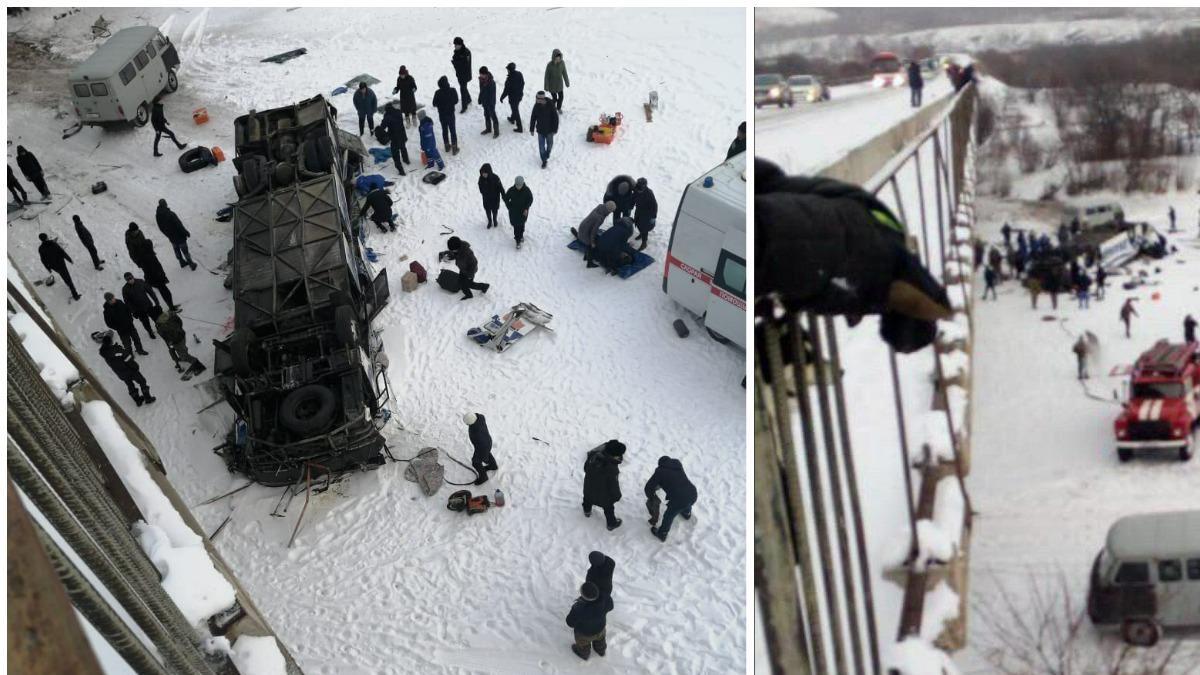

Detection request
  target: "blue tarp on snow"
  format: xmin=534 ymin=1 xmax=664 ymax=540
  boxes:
xmin=368 ymin=147 xmax=393 ymax=164
xmin=566 ymin=237 xmax=655 ymax=279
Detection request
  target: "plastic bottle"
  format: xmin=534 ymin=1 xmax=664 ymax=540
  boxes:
xmin=494 ymin=489 xmax=505 ymax=507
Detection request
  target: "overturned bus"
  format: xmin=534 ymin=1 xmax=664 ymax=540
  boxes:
xmin=213 ymin=95 xmax=393 ymax=486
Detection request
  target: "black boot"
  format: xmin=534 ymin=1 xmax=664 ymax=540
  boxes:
xmin=571 ymin=644 xmax=589 ymax=661
xmin=650 ymin=526 xmax=667 ymax=542
xmin=606 ymin=518 xmax=622 ymax=531
xmin=583 ymin=505 xmax=592 ymax=518
xmin=480 ymin=284 xmax=490 ymax=294
xmin=473 ymin=473 xmax=488 ymax=486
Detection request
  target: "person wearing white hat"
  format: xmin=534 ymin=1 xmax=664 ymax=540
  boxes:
xmin=463 ymin=412 xmax=497 ymax=485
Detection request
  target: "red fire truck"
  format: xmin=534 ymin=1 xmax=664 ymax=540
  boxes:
xmin=1113 ymin=341 xmax=1200 ymax=462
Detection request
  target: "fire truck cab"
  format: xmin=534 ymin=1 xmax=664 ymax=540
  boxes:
xmin=1114 ymin=341 xmax=1200 ymax=462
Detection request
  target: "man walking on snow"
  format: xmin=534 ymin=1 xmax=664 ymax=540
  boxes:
xmin=150 ymin=101 xmax=187 ymax=157
xmin=1073 ymin=336 xmax=1089 ymax=380
xmin=645 ymin=455 xmax=697 ymax=543
xmin=73 ymin=215 xmax=105 ymax=270
xmin=378 ymin=102 xmax=410 ymax=175
xmin=463 ymin=412 xmax=497 ymax=485
xmin=37 ymin=233 xmax=80 ymax=300
xmin=432 ymin=76 xmax=461 ymax=155
xmin=500 ymin=62 xmax=525 ymax=132
xmin=103 ymin=292 xmax=147 ymax=356
xmin=1184 ymin=314 xmax=1197 ymax=344
xmin=451 ymin=37 xmax=472 ymax=113
xmin=1120 ymin=299 xmax=1138 ymax=338
xmin=155 ymin=199 xmax=197 ymax=270
xmin=544 ymin=49 xmax=570 ymax=111
xmin=529 ymin=91 xmax=559 ymax=168
xmin=907 ymin=60 xmax=923 ymax=108
xmin=16 ymin=146 xmax=51 ymax=200
xmin=582 ymin=440 xmax=625 ymax=531
xmin=982 ymin=265 xmax=998 ymax=300
xmin=1169 ymin=206 xmax=1176 ymax=233
xmin=503 ymin=176 xmax=533 ymax=249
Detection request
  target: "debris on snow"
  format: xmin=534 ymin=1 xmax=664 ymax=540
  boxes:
xmin=231 ymin=635 xmax=287 ymax=675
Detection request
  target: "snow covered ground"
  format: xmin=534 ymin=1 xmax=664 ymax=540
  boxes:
xmin=755 ymin=74 xmax=955 ymax=177
xmin=958 ymin=193 xmax=1200 ymax=673
xmin=7 ymin=7 xmax=745 ymax=674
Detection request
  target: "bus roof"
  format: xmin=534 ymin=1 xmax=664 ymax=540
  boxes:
xmin=1106 ymin=510 xmax=1200 ymax=561
xmin=680 ymin=152 xmax=746 ymax=234
xmin=69 ymin=26 xmax=161 ymax=81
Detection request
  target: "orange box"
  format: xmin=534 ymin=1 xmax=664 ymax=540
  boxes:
xmin=211 ymin=146 xmax=225 ymax=162
xmin=192 ymin=107 xmax=209 ymax=125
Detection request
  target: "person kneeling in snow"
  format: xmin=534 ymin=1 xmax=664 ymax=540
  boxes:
xmin=417 ymin=111 xmax=445 ymax=170
xmin=645 ymin=455 xmax=697 ymax=542
xmin=566 ymin=582 xmax=613 ymax=661
xmin=364 ymin=187 xmax=396 ymax=233
xmin=575 ymin=201 xmax=615 ymax=269
xmin=440 ymin=237 xmax=490 ymax=300
xmin=463 ymin=412 xmax=498 ymax=485
xmin=593 ymin=216 xmax=637 ymax=275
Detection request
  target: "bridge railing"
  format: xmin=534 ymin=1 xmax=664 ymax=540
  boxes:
xmin=755 ymin=83 xmax=978 ymax=675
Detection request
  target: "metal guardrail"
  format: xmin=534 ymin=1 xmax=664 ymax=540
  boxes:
xmin=755 ymin=84 xmax=978 ymax=675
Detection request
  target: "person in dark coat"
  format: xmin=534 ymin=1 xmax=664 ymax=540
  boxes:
xmin=1120 ymin=299 xmax=1138 ymax=339
xmin=103 ymin=292 xmax=147 ymax=356
xmin=451 ymin=37 xmax=473 ymax=112
xmin=378 ymin=102 xmax=410 ymax=175
xmin=1168 ymin=206 xmax=1177 ymax=232
xmin=151 ymin=306 xmax=205 ymax=376
xmin=1073 ymin=336 xmax=1089 ymax=380
xmin=565 ymin=582 xmax=613 ymax=661
xmin=632 ymin=177 xmax=658 ymax=251
xmin=1185 ymin=314 xmax=1197 ymax=344
xmin=956 ymin=63 xmax=976 ymax=92
xmin=983 ymin=266 xmax=998 ymax=300
xmin=585 ymin=551 xmax=615 ymax=600
xmin=73 ymin=215 xmax=105 ymax=270
xmin=575 ymin=202 xmax=615 ymax=268
xmin=441 ymin=236 xmax=489 ymax=299
xmin=907 ymin=60 xmax=924 ymax=107
xmin=500 ymin=62 xmax=525 ymax=132
xmin=529 ymin=91 xmax=559 ymax=168
xmin=125 ymin=222 xmax=152 ymax=269
xmin=364 ymin=187 xmax=396 ymax=233
xmin=594 ymin=217 xmax=635 ymax=274
xmin=36 ymin=233 xmax=80 ymax=300
xmin=155 ymin=199 xmax=196 ymax=270
xmin=462 ymin=412 xmax=497 ymax=485
xmin=353 ymin=82 xmax=378 ymax=136
xmin=1001 ymin=222 xmax=1012 ymax=248
xmin=121 ymin=272 xmax=160 ymax=338
xmin=150 ymin=102 xmax=186 ymax=157
xmin=727 ymin=121 xmax=746 ymax=159
xmin=391 ymin=66 xmax=419 ymax=127
xmin=644 ymin=455 xmax=697 ymax=542
xmin=477 ymin=67 xmax=499 ymax=138
xmin=8 ymin=164 xmax=29 ymax=205
xmin=133 ymin=241 xmax=176 ymax=310
xmin=603 ymin=175 xmax=636 ymax=226
xmin=416 ymin=111 xmax=445 ymax=170
xmin=543 ymin=49 xmax=570 ymax=111
xmin=582 ymin=440 xmax=625 ymax=530
xmin=478 ymin=163 xmax=504 ymax=228
xmin=432 ymin=76 xmax=460 ymax=155
xmin=502 ymin=176 xmax=533 ymax=248
xmin=16 ymin=146 xmax=51 ymax=199
xmin=1095 ymin=265 xmax=1107 ymax=300
xmin=98 ymin=334 xmax=154 ymax=406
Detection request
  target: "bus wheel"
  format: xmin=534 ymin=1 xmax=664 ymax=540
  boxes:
xmin=1121 ymin=618 xmax=1161 ymax=647
xmin=706 ymin=327 xmax=731 ymax=345
xmin=165 ymin=69 xmax=178 ymax=93
xmin=133 ymin=103 xmax=149 ymax=127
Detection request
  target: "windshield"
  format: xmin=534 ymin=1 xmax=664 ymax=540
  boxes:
xmin=755 ymin=74 xmax=782 ymax=87
xmin=1133 ymin=381 xmax=1185 ymax=399
xmin=871 ymin=57 xmax=901 ymax=74
xmin=788 ymin=76 xmax=813 ymax=86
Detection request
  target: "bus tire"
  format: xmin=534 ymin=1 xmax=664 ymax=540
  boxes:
xmin=280 ymin=385 xmax=337 ymax=436
xmin=165 ymin=69 xmax=178 ymax=93
xmin=133 ymin=103 xmax=150 ymax=127
xmin=1117 ymin=448 xmax=1132 ymax=462
xmin=1121 ymin=618 xmax=1160 ymax=647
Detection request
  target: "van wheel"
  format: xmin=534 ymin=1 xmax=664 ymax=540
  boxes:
xmin=133 ymin=103 xmax=150 ymax=127
xmin=1117 ymin=448 xmax=1132 ymax=462
xmin=280 ymin=385 xmax=337 ymax=436
xmin=165 ymin=69 xmax=178 ymax=93
xmin=1121 ymin=618 xmax=1161 ymax=647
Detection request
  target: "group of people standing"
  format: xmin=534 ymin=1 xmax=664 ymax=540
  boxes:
xmin=352 ymin=38 xmax=570 ymax=175
xmin=457 ymin=413 xmax=699 ymax=660
xmin=573 ymin=174 xmax=659 ymax=273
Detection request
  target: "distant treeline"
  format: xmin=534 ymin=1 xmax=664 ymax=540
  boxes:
xmin=979 ymin=29 xmax=1200 ymax=90
xmin=756 ymin=42 xmax=935 ymax=80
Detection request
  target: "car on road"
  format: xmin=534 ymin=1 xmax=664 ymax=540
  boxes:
xmin=870 ymin=52 xmax=906 ymax=88
xmin=787 ymin=74 xmax=830 ymax=103
xmin=1087 ymin=509 xmax=1200 ymax=646
xmin=755 ymin=73 xmax=794 ymax=108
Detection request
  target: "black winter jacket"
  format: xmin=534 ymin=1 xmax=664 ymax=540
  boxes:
xmin=155 ymin=204 xmax=190 ymax=243
xmin=565 ymin=595 xmax=613 ymax=636
xmin=393 ymin=74 xmax=418 ymax=113
xmin=38 ymin=239 xmax=72 ymax=271
xmin=478 ymin=74 xmax=497 ymax=107
xmin=529 ymin=102 xmax=559 ymax=135
xmin=450 ymin=241 xmax=479 ymax=277
xmin=467 ymin=414 xmax=493 ymax=460
xmin=138 ymin=244 xmax=170 ymax=286
xmin=582 ymin=446 xmax=622 ymax=506
xmin=907 ymin=62 xmax=924 ymax=89
xmin=501 ymin=69 xmax=525 ymax=103
xmin=75 ymin=220 xmax=95 ymax=249
xmin=644 ymin=456 xmax=697 ymax=505
xmin=121 ymin=279 xmax=160 ymax=315
xmin=150 ymin=103 xmax=169 ymax=132
xmin=99 ymin=342 xmax=140 ymax=380
xmin=586 ymin=555 xmax=615 ymax=599
xmin=380 ymin=108 xmax=408 ymax=144
xmin=478 ymin=166 xmax=504 ymax=210
xmin=103 ymin=300 xmax=135 ymax=332
xmin=503 ymin=185 xmax=533 ymax=224
xmin=452 ymin=46 xmax=473 ymax=84
xmin=353 ymin=87 xmax=378 ymax=115
xmin=432 ymin=77 xmax=459 ymax=118
xmin=364 ymin=189 xmax=392 ymax=221
xmin=17 ymin=149 xmax=43 ymax=179
xmin=633 ymin=186 xmax=658 ymax=230
xmin=604 ymin=175 xmax=636 ymax=216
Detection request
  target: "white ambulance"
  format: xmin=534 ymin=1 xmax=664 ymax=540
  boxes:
xmin=662 ymin=151 xmax=747 ymax=348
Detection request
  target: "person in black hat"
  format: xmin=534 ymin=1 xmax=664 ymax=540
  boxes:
xmin=440 ymin=237 xmax=490 ymax=299
xmin=37 ymin=233 xmax=80 ymax=300
xmin=98 ymin=332 xmax=155 ymax=406
xmin=585 ymin=551 xmax=615 ymax=600
xmin=15 ymin=147 xmax=50 ymax=199
xmin=392 ymin=65 xmax=419 ymax=128
xmin=582 ymin=440 xmax=625 ymax=531
xmin=565 ymin=581 xmax=614 ymax=661
xmin=150 ymin=101 xmax=187 ymax=158
xmin=432 ymin=76 xmax=461 ymax=155
xmin=103 ymin=292 xmax=148 ymax=356
xmin=353 ymin=81 xmax=378 ymax=136
xmin=155 ymin=199 xmax=196 ymax=270
xmin=503 ymin=176 xmax=533 ymax=249
xmin=8 ymin=164 xmax=29 ymax=205
xmin=378 ymin=101 xmax=409 ymax=175
xmin=645 ymin=455 xmax=697 ymax=542
xmin=500 ymin=62 xmax=525 ymax=132
xmin=727 ymin=121 xmax=746 ymax=159
xmin=632 ymin=177 xmax=658 ymax=251
xmin=478 ymin=66 xmax=499 ymax=138
xmin=72 ymin=215 xmax=105 ymax=270
xmin=462 ymin=412 xmax=497 ymax=485
xmin=451 ymin=37 xmax=473 ymax=113
xmin=529 ymin=91 xmax=559 ymax=169
xmin=478 ymin=163 xmax=504 ymax=229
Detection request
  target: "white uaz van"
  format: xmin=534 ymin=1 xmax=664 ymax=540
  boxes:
xmin=68 ymin=26 xmax=180 ymax=127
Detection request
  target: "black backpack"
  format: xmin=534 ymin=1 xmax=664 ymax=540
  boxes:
xmin=437 ymin=269 xmax=461 ymax=293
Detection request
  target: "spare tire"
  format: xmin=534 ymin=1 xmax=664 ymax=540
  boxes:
xmin=280 ymin=384 xmax=337 ymax=436
xmin=179 ymin=146 xmax=213 ymax=173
